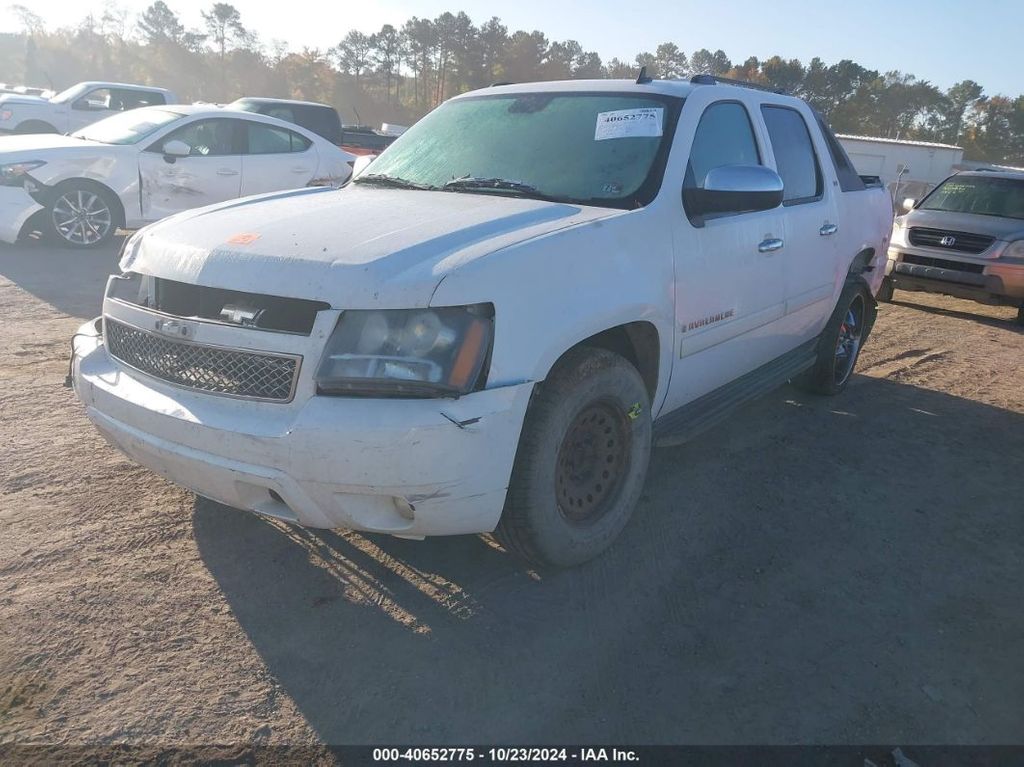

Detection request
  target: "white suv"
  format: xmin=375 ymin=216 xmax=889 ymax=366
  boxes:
xmin=0 ymin=81 xmax=176 ymax=135
xmin=72 ymin=76 xmax=893 ymax=566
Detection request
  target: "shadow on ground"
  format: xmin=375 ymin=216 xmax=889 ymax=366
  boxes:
xmin=889 ymin=296 xmax=1023 ymax=332
xmin=0 ymin=238 xmax=123 ymax=319
xmin=194 ymin=375 xmax=1024 ymax=744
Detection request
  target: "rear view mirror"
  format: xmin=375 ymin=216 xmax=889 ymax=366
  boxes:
xmin=902 ymin=197 xmax=917 ymax=212
xmin=686 ymin=165 xmax=784 ymax=217
xmin=162 ymin=139 xmax=191 ymax=158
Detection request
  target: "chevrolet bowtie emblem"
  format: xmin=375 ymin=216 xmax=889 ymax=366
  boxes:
xmin=219 ymin=304 xmax=264 ymax=327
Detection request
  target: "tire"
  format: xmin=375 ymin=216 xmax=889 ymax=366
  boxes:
xmin=876 ymin=275 xmax=895 ymax=303
xmin=1016 ymin=305 xmax=1024 ymax=327
xmin=495 ymin=347 xmax=652 ymax=568
xmin=47 ymin=182 xmax=119 ymax=248
xmin=795 ymin=281 xmax=874 ymax=396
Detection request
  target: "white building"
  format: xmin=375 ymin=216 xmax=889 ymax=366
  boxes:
xmin=837 ymin=134 xmax=963 ymax=201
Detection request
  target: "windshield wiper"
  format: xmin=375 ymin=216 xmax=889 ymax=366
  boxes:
xmin=355 ymin=173 xmax=439 ymax=191
xmin=442 ymin=176 xmax=549 ymax=198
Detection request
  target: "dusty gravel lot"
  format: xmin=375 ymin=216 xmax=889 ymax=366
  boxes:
xmin=1 ymin=239 xmax=1022 ymax=746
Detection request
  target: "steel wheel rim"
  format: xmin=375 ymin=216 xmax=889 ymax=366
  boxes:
xmin=555 ymin=400 xmax=631 ymax=526
xmin=52 ymin=190 xmax=112 ymax=245
xmin=834 ymin=294 xmax=865 ymax=385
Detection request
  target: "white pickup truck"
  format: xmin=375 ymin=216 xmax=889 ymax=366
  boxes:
xmin=0 ymin=81 xmax=176 ymax=135
xmin=71 ymin=76 xmax=893 ymax=567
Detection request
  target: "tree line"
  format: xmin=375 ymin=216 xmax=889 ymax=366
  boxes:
xmin=2 ymin=2 xmax=1022 ymax=165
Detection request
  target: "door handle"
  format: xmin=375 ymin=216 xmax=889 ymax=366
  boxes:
xmin=216 ymin=168 xmax=239 ymax=176
xmin=758 ymin=238 xmax=784 ymax=253
xmin=291 ymin=166 xmax=311 ymax=173
xmin=820 ymin=223 xmax=838 ymax=236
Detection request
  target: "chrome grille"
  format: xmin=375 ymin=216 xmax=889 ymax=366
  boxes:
xmin=908 ymin=227 xmax=995 ymax=254
xmin=105 ymin=319 xmax=300 ymax=402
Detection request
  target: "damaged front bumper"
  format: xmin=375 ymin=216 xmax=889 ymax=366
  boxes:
xmin=70 ymin=316 xmax=534 ymax=537
xmin=0 ymin=184 xmax=43 ymax=244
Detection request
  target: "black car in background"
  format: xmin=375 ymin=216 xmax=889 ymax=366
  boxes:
xmin=228 ymin=97 xmax=397 ymax=155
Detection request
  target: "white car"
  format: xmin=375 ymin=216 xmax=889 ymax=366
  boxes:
xmin=0 ymin=105 xmax=355 ymax=247
xmin=72 ymin=77 xmax=893 ymax=566
xmin=0 ymin=81 xmax=176 ymax=136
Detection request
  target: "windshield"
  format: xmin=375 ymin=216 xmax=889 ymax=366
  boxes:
xmin=50 ymin=83 xmax=91 ymax=104
xmin=919 ymin=175 xmax=1024 ymax=220
xmin=74 ymin=108 xmax=183 ymax=145
xmin=358 ymin=92 xmax=681 ymax=207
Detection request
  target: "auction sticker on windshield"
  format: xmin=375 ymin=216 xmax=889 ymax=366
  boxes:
xmin=594 ymin=107 xmax=663 ymax=140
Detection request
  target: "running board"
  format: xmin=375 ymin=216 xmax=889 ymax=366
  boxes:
xmin=653 ymin=337 xmax=819 ymax=447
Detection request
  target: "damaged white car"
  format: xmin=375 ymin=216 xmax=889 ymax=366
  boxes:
xmin=71 ymin=77 xmax=892 ymax=566
xmin=0 ymin=105 xmax=354 ymax=247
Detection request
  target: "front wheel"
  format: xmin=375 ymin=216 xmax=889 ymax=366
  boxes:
xmin=495 ymin=347 xmax=652 ymax=568
xmin=47 ymin=183 xmax=119 ymax=248
xmin=796 ymin=281 xmax=874 ymax=396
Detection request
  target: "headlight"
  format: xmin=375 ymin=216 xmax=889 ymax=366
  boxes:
xmin=0 ymin=160 xmax=46 ymax=185
xmin=106 ymin=271 xmax=154 ymax=307
xmin=1001 ymin=240 xmax=1024 ymax=261
xmin=315 ymin=305 xmax=493 ymax=398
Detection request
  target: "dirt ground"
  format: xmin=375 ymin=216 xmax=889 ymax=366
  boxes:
xmin=1 ymin=238 xmax=1022 ymax=747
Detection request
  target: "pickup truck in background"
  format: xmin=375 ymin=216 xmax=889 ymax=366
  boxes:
xmin=71 ymin=75 xmax=893 ymax=567
xmin=0 ymin=81 xmax=177 ymax=135
xmin=882 ymin=171 xmax=1024 ymax=325
xmin=227 ymin=97 xmax=398 ymax=156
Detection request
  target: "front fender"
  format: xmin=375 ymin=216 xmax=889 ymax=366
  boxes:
xmin=429 ymin=208 xmax=676 ymax=414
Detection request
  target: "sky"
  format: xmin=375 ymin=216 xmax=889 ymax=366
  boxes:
xmin=3 ymin=0 xmax=1021 ymax=96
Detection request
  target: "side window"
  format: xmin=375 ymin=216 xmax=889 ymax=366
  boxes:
xmin=761 ymin=106 xmax=823 ymax=204
xmin=247 ymin=122 xmax=311 ymax=154
xmin=686 ymin=101 xmax=761 ymax=189
xmin=156 ymin=118 xmax=237 ymax=156
xmin=119 ymin=90 xmax=166 ymax=110
xmin=297 ymin=106 xmax=342 ymax=143
xmin=815 ymin=112 xmax=865 ymax=192
xmin=264 ymin=106 xmax=296 ymax=124
xmin=77 ymin=87 xmax=115 ymax=111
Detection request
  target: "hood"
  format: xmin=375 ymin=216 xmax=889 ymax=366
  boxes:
xmin=125 ymin=184 xmax=625 ymax=308
xmin=0 ymin=94 xmax=49 ymax=106
xmin=906 ymin=208 xmax=1024 ymax=249
xmin=0 ymin=133 xmax=108 ymax=157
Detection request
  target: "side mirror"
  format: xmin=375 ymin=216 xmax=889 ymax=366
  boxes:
xmin=162 ymin=139 xmax=191 ymax=158
xmin=686 ymin=165 xmax=784 ymax=217
xmin=902 ymin=197 xmax=917 ymax=212
xmin=352 ymin=154 xmax=376 ymax=178
xmin=72 ymin=98 xmax=94 ymax=111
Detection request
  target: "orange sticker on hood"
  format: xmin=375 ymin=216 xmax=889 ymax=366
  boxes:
xmin=227 ymin=233 xmax=260 ymax=245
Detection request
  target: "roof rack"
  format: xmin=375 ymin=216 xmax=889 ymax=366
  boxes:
xmin=489 ymin=81 xmax=514 ymax=87
xmin=690 ymin=74 xmax=785 ymax=95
